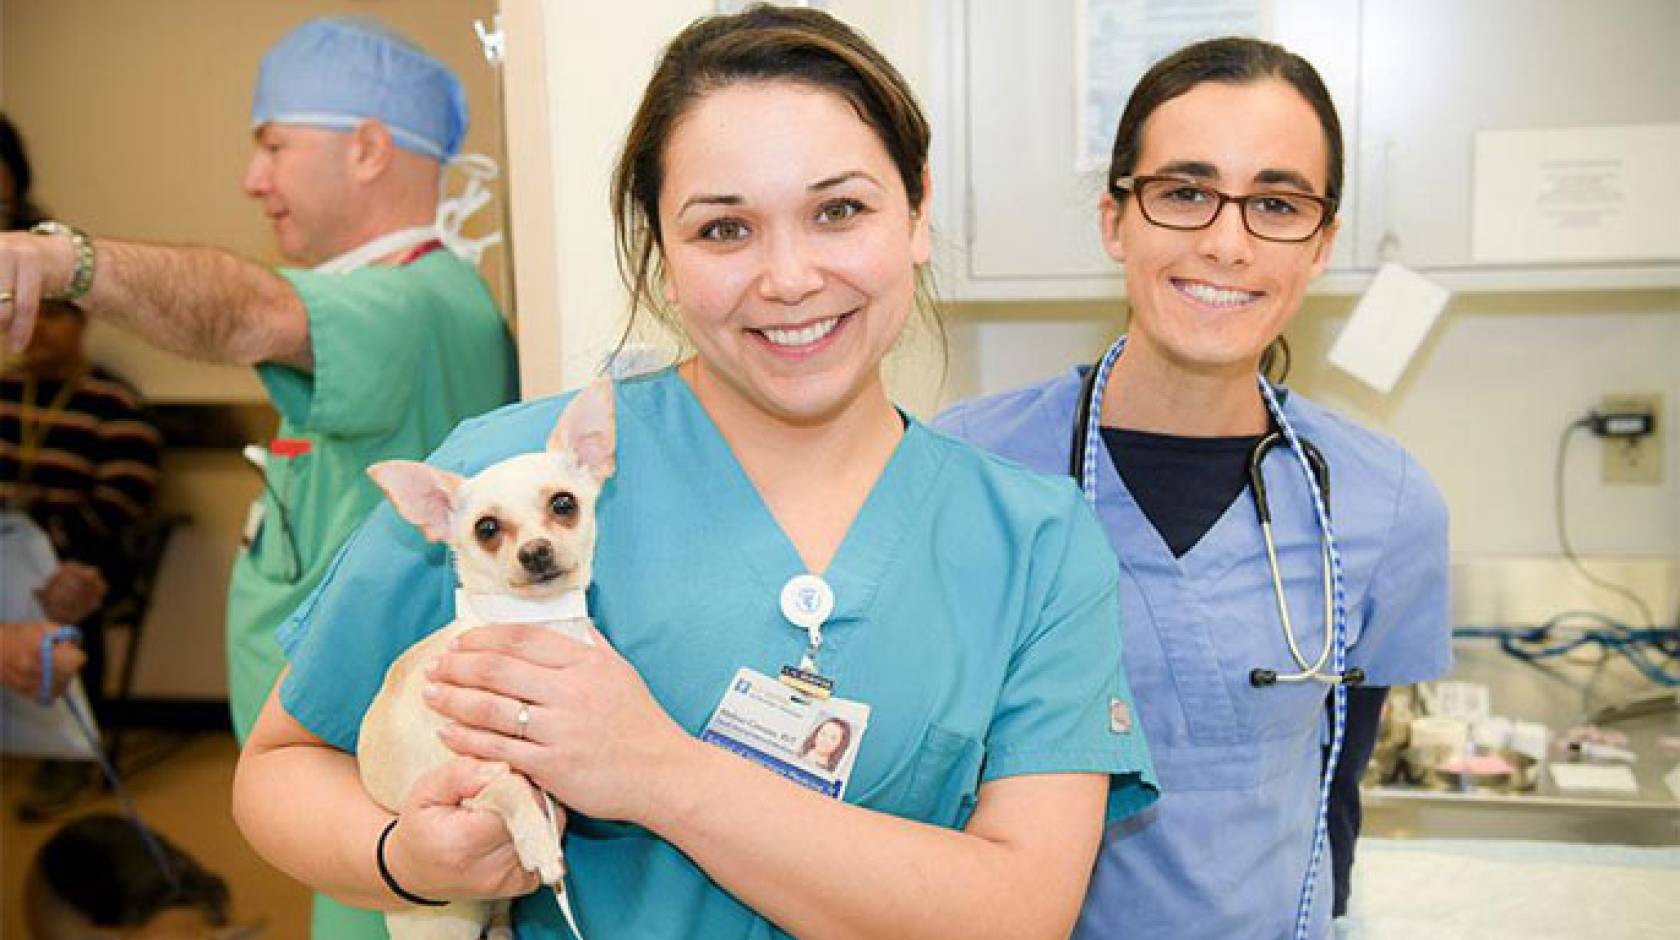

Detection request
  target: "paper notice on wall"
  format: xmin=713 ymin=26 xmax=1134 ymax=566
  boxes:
xmin=1472 ymin=124 xmax=1680 ymax=264
xmin=1328 ymin=263 xmax=1451 ymax=395
xmin=1076 ymin=0 xmax=1264 ymax=171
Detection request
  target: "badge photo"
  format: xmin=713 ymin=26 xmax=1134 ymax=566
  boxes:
xmin=701 ymin=668 xmax=871 ymax=800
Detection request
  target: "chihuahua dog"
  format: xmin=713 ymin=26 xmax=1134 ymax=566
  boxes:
xmin=358 ymin=380 xmax=615 ymax=940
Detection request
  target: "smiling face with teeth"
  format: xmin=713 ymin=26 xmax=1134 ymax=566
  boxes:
xmin=656 ymin=81 xmax=931 ymax=428
xmin=1099 ymin=79 xmax=1339 ymax=381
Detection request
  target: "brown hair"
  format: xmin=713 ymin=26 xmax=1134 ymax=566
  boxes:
xmin=1107 ymin=37 xmax=1343 ymax=382
xmin=607 ymin=3 xmax=939 ymax=362
xmin=1108 ymin=36 xmax=1343 ymax=210
xmin=1 ymin=111 xmax=49 ymax=230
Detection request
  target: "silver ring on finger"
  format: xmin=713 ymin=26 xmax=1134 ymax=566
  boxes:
xmin=515 ymin=702 xmax=531 ymax=740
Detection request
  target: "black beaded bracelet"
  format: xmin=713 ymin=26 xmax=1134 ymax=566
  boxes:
xmin=376 ymin=818 xmax=448 ymax=907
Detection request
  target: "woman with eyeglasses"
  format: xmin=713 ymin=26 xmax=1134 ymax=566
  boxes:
xmin=937 ymin=37 xmax=1451 ymax=939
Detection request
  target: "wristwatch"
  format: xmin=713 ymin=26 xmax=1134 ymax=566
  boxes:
xmin=30 ymin=221 xmax=96 ymax=303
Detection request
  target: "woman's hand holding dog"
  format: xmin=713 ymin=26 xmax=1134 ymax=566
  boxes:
xmin=386 ymin=758 xmax=543 ymax=900
xmin=425 ymin=619 xmax=698 ymax=825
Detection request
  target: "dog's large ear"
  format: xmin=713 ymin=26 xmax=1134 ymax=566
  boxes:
xmin=549 ymin=378 xmax=616 ymax=482
xmin=367 ymin=461 xmax=463 ymax=543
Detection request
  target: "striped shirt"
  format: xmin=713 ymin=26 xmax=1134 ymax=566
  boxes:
xmin=0 ymin=366 xmax=162 ymax=569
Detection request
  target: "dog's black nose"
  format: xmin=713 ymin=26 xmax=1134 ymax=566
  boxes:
xmin=517 ymin=540 xmax=556 ymax=575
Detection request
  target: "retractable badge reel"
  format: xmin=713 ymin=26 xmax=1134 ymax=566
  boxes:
xmin=780 ymin=574 xmax=836 ymax=698
xmin=698 ymin=572 xmax=870 ymax=799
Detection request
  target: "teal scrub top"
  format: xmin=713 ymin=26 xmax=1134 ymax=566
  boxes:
xmin=227 ymin=249 xmax=517 ymax=745
xmin=278 ymin=368 xmax=1158 ymax=939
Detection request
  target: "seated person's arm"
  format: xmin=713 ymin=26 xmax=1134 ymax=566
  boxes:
xmin=232 ymin=671 xmax=538 ymax=912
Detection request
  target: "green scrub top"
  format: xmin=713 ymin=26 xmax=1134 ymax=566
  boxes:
xmin=278 ymin=368 xmax=1157 ymax=940
xmin=226 ymin=249 xmax=516 ymax=743
xmin=231 ymin=250 xmax=516 ymax=940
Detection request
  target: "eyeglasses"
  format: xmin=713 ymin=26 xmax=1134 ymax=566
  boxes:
xmin=1111 ymin=175 xmax=1335 ymax=243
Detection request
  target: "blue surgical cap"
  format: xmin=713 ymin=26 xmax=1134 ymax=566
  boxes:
xmin=251 ymin=17 xmax=468 ymax=162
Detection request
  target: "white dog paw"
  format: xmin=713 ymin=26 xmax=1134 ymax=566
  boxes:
xmin=512 ymin=833 xmax=563 ymax=884
xmin=537 ymin=856 xmax=564 ymax=886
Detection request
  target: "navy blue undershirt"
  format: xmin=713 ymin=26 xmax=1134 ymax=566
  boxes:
xmin=1100 ymin=426 xmax=1262 ymax=557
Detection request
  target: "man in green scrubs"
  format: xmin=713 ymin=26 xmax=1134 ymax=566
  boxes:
xmin=0 ymin=17 xmax=516 ymax=938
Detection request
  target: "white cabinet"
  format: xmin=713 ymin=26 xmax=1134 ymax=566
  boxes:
xmin=1352 ymin=0 xmax=1680 ymax=290
xmin=929 ymin=0 xmax=1680 ymax=300
xmin=955 ymin=0 xmax=1119 ymax=287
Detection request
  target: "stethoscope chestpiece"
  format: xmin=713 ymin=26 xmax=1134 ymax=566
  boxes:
xmin=1247 ymin=666 xmax=1366 ymax=688
xmin=1249 ymin=667 xmax=1280 ymax=687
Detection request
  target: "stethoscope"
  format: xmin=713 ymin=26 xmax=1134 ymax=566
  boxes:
xmin=1068 ymin=341 xmax=1364 ymax=689
xmin=1069 ymin=334 xmax=1356 ymax=938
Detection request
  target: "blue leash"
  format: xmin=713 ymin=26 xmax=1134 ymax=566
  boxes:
xmin=37 ymin=625 xmax=82 ymax=706
xmin=33 ymin=625 xmax=182 ymax=896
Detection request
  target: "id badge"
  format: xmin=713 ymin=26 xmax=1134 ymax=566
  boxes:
xmin=700 ymin=668 xmax=870 ymax=799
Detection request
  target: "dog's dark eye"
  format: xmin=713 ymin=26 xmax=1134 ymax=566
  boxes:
xmin=549 ymin=492 xmax=578 ymax=518
xmin=473 ymin=516 xmax=501 ymax=542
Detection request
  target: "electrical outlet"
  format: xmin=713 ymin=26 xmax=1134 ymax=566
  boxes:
xmin=1601 ymin=392 xmax=1663 ymax=485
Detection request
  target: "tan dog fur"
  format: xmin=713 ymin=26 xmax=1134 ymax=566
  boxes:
xmin=358 ymin=381 xmax=615 ymax=940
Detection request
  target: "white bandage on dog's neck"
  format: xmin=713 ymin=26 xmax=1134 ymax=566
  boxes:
xmin=456 ymin=588 xmax=589 ymax=625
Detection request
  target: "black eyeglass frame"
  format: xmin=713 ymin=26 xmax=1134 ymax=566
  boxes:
xmin=1109 ymin=174 xmax=1338 ymax=244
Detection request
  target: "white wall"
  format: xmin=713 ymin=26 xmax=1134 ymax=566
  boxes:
xmin=937 ymin=291 xmax=1680 ymax=625
xmin=1297 ymin=290 xmax=1680 ymax=625
xmin=1290 ymin=291 xmax=1680 ymax=561
xmin=936 ymin=291 xmax=1680 ymax=556
xmin=507 ymin=0 xmax=712 ymax=397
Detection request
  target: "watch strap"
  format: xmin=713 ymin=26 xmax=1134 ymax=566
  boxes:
xmin=31 ymin=221 xmax=96 ymax=303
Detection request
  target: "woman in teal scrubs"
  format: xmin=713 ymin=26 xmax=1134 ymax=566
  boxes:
xmin=937 ymin=38 xmax=1451 ymax=940
xmin=232 ymin=7 xmax=1155 ymax=939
